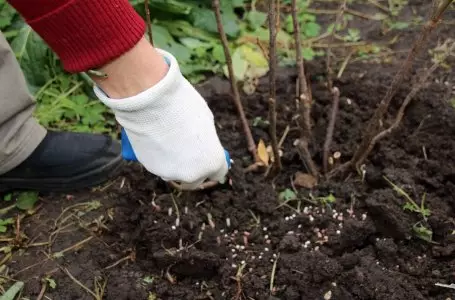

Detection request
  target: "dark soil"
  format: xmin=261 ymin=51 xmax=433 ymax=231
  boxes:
xmin=2 ymin=1 xmax=455 ymax=299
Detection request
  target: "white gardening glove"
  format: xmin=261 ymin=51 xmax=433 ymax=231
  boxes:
xmin=93 ymin=49 xmax=229 ymax=190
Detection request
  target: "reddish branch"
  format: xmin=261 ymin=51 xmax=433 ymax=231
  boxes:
xmin=291 ymin=0 xmax=318 ymax=177
xmin=212 ymin=0 xmax=259 ymax=162
xmin=342 ymin=0 xmax=453 ymax=172
xmin=323 ymin=87 xmax=340 ymax=174
xmin=322 ymin=0 xmax=346 ymax=175
xmin=144 ymin=0 xmax=154 ymax=45
xmin=356 ymin=41 xmax=455 ymax=165
xmin=268 ymin=0 xmax=282 ymax=174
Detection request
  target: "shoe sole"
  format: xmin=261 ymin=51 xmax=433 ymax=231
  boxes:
xmin=0 ymin=155 xmax=125 ymax=193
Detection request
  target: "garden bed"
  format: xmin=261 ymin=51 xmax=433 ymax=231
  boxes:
xmin=2 ymin=1 xmax=455 ymax=299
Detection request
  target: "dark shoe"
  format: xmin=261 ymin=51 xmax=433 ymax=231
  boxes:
xmin=0 ymin=131 xmax=124 ymax=192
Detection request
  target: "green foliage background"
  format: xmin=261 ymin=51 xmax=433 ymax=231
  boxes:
xmin=0 ymin=0 xmax=398 ymax=136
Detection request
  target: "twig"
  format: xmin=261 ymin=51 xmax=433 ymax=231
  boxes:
xmin=337 ymin=49 xmax=354 ymax=78
xmin=51 ymin=236 xmax=93 ymax=258
xmin=212 ymin=0 xmax=258 ymax=162
xmin=104 ymin=253 xmax=134 ymax=270
xmin=36 ymin=282 xmax=47 ymax=300
xmin=355 ymin=42 xmax=454 ymax=165
xmin=64 ymin=268 xmax=98 ymax=299
xmin=326 ymin=0 xmax=347 ymax=91
xmin=323 ymin=87 xmax=340 ymax=174
xmin=305 ymin=8 xmax=386 ymax=20
xmin=269 ymin=253 xmax=280 ymax=294
xmin=291 ymin=0 xmax=318 ymax=177
xmin=267 ymin=0 xmax=282 ymax=176
xmin=144 ymin=0 xmax=154 ymax=45
xmin=367 ymin=0 xmax=390 ymax=14
xmin=347 ymin=0 xmax=453 ymax=171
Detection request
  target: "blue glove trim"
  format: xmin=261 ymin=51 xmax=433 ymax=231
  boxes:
xmin=121 ymin=128 xmax=138 ymax=161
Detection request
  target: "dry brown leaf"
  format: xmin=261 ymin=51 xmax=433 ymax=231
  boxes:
xmin=293 ymin=172 xmax=318 ymax=189
xmin=257 ymin=139 xmax=269 ymax=166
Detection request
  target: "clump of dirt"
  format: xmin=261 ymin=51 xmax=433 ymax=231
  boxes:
xmin=2 ymin=1 xmax=455 ymax=299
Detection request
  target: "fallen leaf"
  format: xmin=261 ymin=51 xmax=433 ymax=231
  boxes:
xmin=257 ymin=139 xmax=269 ymax=166
xmin=293 ymin=172 xmax=317 ymax=189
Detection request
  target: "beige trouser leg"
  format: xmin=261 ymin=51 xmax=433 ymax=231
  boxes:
xmin=0 ymin=32 xmax=47 ymax=175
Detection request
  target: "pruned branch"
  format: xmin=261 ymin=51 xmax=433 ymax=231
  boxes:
xmin=323 ymin=87 xmax=340 ymax=174
xmin=291 ymin=0 xmax=318 ymax=177
xmin=144 ymin=0 xmax=154 ymax=45
xmin=346 ymin=0 xmax=453 ymax=170
xmin=267 ymin=0 xmax=282 ymax=175
xmin=212 ymin=0 xmax=259 ymax=163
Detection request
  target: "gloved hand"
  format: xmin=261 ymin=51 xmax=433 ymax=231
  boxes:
xmin=94 ymin=49 xmax=230 ymax=190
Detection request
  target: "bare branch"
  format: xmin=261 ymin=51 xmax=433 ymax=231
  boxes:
xmin=291 ymin=0 xmax=318 ymax=177
xmin=355 ymin=41 xmax=455 ymax=165
xmin=348 ymin=0 xmax=453 ymax=170
xmin=212 ymin=0 xmax=259 ymax=162
xmin=326 ymin=0 xmax=347 ymax=91
xmin=323 ymin=87 xmax=340 ymax=174
xmin=267 ymin=0 xmax=282 ymax=175
xmin=144 ymin=0 xmax=154 ymax=45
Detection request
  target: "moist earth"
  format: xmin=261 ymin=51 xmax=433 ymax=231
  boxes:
xmin=2 ymin=1 xmax=455 ymax=299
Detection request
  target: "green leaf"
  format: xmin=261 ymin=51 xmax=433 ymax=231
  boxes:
xmin=300 ymin=13 xmax=316 ymax=22
xmin=143 ymin=276 xmax=154 ymax=284
xmin=148 ymin=0 xmax=193 ymax=15
xmin=302 ymin=47 xmax=316 ymax=60
xmin=279 ymin=189 xmax=297 ymax=202
xmin=247 ymin=11 xmax=267 ymax=29
xmin=0 ymin=218 xmax=13 ymax=233
xmin=81 ymin=103 xmax=106 ymax=125
xmin=232 ymin=0 xmax=245 ymax=7
xmin=179 ymin=37 xmax=211 ymax=49
xmin=284 ymin=15 xmax=294 ymax=33
xmin=16 ymin=191 xmax=38 ymax=211
xmin=324 ymin=194 xmax=336 ymax=203
xmin=223 ymin=44 xmax=269 ymax=81
xmin=224 ymin=47 xmax=248 ymax=81
xmin=412 ymin=223 xmax=433 ymax=242
xmin=3 ymin=194 xmax=12 ymax=201
xmin=239 ymin=44 xmax=268 ymax=67
xmin=303 ymin=22 xmax=321 ymax=37
xmin=188 ymin=2 xmax=239 ymax=38
xmin=46 ymin=278 xmax=57 ymax=289
xmin=9 ymin=25 xmax=53 ymax=90
xmin=0 ymin=2 xmax=16 ymax=30
xmin=0 ymin=281 xmax=24 ymax=300
xmin=159 ymin=20 xmax=217 ymax=43
xmin=212 ymin=44 xmax=226 ymax=63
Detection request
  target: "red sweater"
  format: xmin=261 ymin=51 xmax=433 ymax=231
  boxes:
xmin=7 ymin=0 xmax=146 ymax=73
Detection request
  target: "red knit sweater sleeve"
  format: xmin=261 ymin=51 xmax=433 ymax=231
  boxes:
xmin=7 ymin=0 xmax=146 ymax=73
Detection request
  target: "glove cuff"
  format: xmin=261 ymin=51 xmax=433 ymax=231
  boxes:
xmin=94 ymin=49 xmax=184 ymax=111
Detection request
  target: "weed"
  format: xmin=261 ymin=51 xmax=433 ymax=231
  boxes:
xmin=384 ymin=176 xmax=433 ymax=242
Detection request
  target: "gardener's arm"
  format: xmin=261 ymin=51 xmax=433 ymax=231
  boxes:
xmin=7 ymin=0 xmax=229 ymax=189
xmin=7 ymin=0 xmax=168 ymax=98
